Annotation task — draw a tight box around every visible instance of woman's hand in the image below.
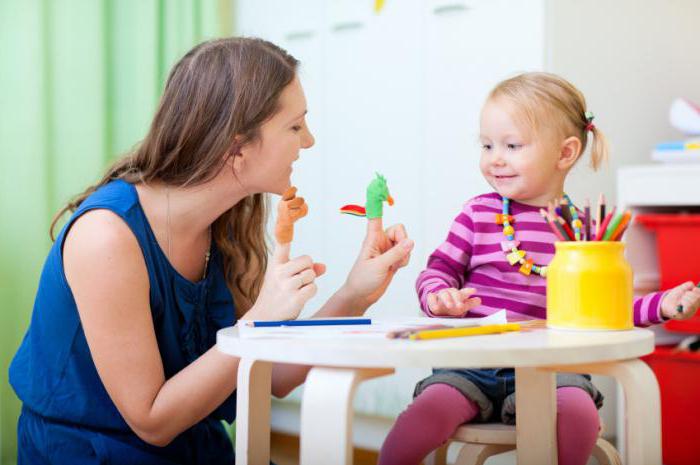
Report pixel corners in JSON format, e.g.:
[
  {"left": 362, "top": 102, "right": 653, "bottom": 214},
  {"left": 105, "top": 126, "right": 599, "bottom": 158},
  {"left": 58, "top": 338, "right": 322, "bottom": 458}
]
[
  {"left": 245, "top": 242, "right": 325, "bottom": 321},
  {"left": 661, "top": 281, "right": 700, "bottom": 320},
  {"left": 427, "top": 287, "right": 481, "bottom": 317},
  {"left": 341, "top": 218, "right": 414, "bottom": 310}
]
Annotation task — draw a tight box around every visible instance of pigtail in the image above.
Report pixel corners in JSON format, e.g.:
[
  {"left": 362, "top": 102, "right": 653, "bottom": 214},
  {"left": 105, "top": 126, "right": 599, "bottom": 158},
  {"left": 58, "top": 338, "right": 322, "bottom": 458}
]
[{"left": 588, "top": 126, "right": 609, "bottom": 172}]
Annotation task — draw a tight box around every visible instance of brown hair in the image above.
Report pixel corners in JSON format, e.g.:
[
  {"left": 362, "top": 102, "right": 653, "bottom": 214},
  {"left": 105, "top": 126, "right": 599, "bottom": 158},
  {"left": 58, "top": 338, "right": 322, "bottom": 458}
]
[
  {"left": 50, "top": 37, "right": 299, "bottom": 315},
  {"left": 488, "top": 72, "right": 608, "bottom": 171}
]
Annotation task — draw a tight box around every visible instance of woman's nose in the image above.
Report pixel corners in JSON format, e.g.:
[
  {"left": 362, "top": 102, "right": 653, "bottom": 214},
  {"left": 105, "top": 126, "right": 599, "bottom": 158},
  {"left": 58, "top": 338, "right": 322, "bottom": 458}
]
[{"left": 301, "top": 128, "right": 315, "bottom": 149}]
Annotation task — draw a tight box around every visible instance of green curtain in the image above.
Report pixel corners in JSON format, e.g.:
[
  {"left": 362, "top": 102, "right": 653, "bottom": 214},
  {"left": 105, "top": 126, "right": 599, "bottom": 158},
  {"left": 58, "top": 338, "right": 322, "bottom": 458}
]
[{"left": 0, "top": 1, "right": 233, "bottom": 461}]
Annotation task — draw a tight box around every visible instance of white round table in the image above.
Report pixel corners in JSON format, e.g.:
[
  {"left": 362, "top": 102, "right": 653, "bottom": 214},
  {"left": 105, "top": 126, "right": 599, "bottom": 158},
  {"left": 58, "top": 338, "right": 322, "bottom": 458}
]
[{"left": 217, "top": 325, "right": 660, "bottom": 465}]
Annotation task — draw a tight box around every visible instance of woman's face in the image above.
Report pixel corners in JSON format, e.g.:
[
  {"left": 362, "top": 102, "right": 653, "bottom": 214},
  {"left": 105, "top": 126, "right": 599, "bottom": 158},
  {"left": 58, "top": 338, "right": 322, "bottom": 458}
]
[{"left": 238, "top": 77, "right": 315, "bottom": 195}]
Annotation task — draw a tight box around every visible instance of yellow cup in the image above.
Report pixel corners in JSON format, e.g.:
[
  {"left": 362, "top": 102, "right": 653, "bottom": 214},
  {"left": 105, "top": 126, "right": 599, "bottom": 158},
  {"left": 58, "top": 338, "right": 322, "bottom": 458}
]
[{"left": 546, "top": 242, "right": 633, "bottom": 330}]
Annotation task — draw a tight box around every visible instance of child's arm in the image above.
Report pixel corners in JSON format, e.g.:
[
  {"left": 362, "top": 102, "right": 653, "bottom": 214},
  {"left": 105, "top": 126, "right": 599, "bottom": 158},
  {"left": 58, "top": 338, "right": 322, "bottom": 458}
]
[
  {"left": 659, "top": 281, "right": 700, "bottom": 321},
  {"left": 634, "top": 282, "right": 700, "bottom": 326},
  {"left": 417, "top": 204, "right": 476, "bottom": 316}
]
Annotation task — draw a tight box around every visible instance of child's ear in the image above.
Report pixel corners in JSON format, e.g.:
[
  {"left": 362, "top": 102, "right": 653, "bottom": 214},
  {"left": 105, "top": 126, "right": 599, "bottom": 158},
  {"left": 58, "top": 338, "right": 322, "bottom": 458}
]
[{"left": 557, "top": 136, "right": 582, "bottom": 170}]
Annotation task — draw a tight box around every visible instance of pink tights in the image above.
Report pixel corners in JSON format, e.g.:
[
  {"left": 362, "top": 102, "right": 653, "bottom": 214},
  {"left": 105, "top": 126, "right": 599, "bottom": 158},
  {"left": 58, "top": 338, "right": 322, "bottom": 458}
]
[{"left": 378, "top": 383, "right": 599, "bottom": 465}]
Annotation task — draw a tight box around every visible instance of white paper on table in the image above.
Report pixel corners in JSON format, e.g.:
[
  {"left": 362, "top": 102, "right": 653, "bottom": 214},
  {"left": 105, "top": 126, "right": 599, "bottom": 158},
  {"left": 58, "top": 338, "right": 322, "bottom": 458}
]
[{"left": 236, "top": 310, "right": 507, "bottom": 339}]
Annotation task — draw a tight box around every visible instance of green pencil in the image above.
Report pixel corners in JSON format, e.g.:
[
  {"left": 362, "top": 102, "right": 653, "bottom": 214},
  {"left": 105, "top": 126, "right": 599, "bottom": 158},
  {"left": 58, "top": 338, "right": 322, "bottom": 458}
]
[
  {"left": 677, "top": 282, "right": 700, "bottom": 313},
  {"left": 602, "top": 212, "right": 625, "bottom": 241}
]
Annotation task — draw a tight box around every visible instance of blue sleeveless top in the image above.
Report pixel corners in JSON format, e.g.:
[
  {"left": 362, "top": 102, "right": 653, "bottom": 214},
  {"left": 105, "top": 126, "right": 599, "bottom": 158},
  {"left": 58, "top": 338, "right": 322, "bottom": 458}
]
[{"left": 10, "top": 180, "right": 238, "bottom": 464}]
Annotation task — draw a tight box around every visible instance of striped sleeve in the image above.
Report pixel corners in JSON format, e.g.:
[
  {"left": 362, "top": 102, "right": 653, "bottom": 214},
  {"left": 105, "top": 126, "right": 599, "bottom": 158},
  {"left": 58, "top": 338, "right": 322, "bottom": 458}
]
[
  {"left": 416, "top": 203, "right": 475, "bottom": 316},
  {"left": 633, "top": 291, "right": 668, "bottom": 326}
]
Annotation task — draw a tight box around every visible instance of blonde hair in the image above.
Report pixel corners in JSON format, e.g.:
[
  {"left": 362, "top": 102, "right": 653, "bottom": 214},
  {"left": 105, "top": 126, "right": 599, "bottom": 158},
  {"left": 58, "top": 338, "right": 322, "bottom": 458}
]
[
  {"left": 487, "top": 72, "right": 608, "bottom": 171},
  {"left": 51, "top": 37, "right": 299, "bottom": 316}
]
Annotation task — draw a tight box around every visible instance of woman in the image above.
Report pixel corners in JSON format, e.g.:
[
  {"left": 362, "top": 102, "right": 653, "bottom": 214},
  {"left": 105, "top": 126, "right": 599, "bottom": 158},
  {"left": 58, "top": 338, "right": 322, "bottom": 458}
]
[{"left": 9, "top": 37, "right": 414, "bottom": 464}]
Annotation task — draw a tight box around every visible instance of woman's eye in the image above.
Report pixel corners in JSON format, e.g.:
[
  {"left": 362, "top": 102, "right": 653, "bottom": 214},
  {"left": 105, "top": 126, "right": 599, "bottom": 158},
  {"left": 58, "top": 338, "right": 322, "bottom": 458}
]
[{"left": 291, "top": 125, "right": 302, "bottom": 132}]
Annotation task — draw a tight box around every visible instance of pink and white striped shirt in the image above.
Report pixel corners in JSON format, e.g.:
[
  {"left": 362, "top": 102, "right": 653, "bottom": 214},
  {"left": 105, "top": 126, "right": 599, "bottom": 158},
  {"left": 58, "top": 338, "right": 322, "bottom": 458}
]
[{"left": 417, "top": 192, "right": 666, "bottom": 326}]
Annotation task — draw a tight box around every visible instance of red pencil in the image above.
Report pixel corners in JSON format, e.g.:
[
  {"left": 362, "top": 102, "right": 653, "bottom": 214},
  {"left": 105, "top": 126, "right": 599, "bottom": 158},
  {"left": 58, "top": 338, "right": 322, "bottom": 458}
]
[
  {"left": 540, "top": 209, "right": 566, "bottom": 241},
  {"left": 595, "top": 207, "right": 617, "bottom": 241},
  {"left": 557, "top": 217, "right": 576, "bottom": 241}
]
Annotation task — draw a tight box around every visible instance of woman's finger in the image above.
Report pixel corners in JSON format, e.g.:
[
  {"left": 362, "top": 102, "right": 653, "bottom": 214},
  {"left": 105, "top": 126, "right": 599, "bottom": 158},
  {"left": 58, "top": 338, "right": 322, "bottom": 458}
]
[
  {"left": 280, "top": 255, "right": 314, "bottom": 277},
  {"left": 385, "top": 223, "right": 408, "bottom": 244},
  {"left": 273, "top": 242, "right": 291, "bottom": 264},
  {"left": 312, "top": 262, "right": 326, "bottom": 277}
]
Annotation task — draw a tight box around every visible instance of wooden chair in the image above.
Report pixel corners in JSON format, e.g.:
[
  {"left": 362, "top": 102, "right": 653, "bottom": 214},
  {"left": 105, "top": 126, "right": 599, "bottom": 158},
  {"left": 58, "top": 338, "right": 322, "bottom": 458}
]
[{"left": 424, "top": 422, "right": 622, "bottom": 465}]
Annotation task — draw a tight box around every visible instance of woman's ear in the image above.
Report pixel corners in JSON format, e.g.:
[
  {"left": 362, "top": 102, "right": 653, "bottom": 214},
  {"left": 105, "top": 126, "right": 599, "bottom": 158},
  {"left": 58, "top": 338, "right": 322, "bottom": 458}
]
[
  {"left": 557, "top": 136, "right": 582, "bottom": 171},
  {"left": 225, "top": 139, "right": 245, "bottom": 172}
]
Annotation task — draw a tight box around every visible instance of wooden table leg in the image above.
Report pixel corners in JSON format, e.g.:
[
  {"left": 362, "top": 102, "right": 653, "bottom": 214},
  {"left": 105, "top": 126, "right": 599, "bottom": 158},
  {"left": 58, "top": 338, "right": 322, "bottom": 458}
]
[
  {"left": 515, "top": 367, "right": 558, "bottom": 465},
  {"left": 236, "top": 358, "right": 273, "bottom": 465},
  {"left": 546, "top": 360, "right": 661, "bottom": 465},
  {"left": 299, "top": 367, "right": 394, "bottom": 465}
]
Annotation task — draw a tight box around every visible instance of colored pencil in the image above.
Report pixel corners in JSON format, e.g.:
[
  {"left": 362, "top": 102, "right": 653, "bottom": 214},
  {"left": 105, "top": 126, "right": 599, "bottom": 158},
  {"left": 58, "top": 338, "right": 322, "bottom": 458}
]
[
  {"left": 540, "top": 209, "right": 566, "bottom": 241},
  {"left": 251, "top": 318, "right": 372, "bottom": 327},
  {"left": 609, "top": 211, "right": 632, "bottom": 241},
  {"left": 560, "top": 198, "right": 573, "bottom": 225},
  {"left": 595, "top": 207, "right": 617, "bottom": 241},
  {"left": 603, "top": 211, "right": 626, "bottom": 241},
  {"left": 595, "top": 193, "right": 605, "bottom": 239},
  {"left": 584, "top": 198, "right": 591, "bottom": 241},
  {"left": 558, "top": 217, "right": 576, "bottom": 241},
  {"left": 408, "top": 323, "right": 521, "bottom": 341}
]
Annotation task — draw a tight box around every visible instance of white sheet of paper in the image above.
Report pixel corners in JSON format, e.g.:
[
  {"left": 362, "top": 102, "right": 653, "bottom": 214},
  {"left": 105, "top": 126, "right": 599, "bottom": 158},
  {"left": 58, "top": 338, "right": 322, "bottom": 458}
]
[{"left": 237, "top": 310, "right": 507, "bottom": 339}]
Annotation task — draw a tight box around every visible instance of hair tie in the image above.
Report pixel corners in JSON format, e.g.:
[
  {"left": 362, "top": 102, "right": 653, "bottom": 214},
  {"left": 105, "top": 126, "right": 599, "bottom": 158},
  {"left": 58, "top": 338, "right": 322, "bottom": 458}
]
[{"left": 584, "top": 111, "right": 595, "bottom": 131}]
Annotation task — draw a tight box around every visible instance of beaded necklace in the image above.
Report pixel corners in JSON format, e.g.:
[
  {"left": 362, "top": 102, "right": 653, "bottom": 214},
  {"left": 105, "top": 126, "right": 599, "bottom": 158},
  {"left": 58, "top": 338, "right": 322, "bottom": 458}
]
[{"left": 498, "top": 194, "right": 579, "bottom": 278}]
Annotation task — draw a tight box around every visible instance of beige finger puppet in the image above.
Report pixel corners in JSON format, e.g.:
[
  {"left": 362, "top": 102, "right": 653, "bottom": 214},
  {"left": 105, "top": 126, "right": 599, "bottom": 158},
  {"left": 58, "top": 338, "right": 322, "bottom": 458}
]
[{"left": 275, "top": 186, "right": 308, "bottom": 244}]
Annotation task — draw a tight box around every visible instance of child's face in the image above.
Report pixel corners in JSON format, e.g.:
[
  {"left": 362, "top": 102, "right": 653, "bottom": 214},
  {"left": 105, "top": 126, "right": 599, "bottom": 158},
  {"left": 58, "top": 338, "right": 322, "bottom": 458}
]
[{"left": 479, "top": 97, "right": 563, "bottom": 206}]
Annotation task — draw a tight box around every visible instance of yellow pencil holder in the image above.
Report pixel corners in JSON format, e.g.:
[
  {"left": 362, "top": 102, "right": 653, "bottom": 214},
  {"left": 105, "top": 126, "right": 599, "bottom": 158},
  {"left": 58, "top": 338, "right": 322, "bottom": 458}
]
[{"left": 547, "top": 242, "right": 633, "bottom": 331}]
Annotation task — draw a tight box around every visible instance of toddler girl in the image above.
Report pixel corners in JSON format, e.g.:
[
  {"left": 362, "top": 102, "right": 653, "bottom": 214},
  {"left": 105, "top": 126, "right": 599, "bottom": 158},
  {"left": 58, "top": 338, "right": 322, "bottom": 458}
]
[{"left": 379, "top": 72, "right": 700, "bottom": 465}]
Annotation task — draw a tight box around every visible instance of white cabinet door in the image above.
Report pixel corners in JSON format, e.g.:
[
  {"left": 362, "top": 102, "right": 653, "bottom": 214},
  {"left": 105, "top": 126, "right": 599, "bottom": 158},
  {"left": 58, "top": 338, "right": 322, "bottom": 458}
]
[{"left": 422, "top": 0, "right": 545, "bottom": 249}]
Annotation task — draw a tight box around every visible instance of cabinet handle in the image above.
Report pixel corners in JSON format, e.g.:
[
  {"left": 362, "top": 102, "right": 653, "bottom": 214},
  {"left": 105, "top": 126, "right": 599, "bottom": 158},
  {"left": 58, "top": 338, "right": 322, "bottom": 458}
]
[
  {"left": 331, "top": 21, "right": 364, "bottom": 33},
  {"left": 285, "top": 30, "right": 315, "bottom": 41},
  {"left": 433, "top": 3, "right": 470, "bottom": 15}
]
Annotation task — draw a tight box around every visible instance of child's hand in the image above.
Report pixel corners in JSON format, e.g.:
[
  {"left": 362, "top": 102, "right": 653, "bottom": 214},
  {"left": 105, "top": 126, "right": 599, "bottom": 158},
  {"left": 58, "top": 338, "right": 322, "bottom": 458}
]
[
  {"left": 661, "top": 281, "right": 700, "bottom": 320},
  {"left": 427, "top": 287, "right": 481, "bottom": 317}
]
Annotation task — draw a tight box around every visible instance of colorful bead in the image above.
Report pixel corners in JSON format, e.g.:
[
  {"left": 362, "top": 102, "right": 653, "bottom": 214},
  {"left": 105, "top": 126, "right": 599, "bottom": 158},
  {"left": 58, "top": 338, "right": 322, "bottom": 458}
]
[
  {"left": 495, "top": 214, "right": 515, "bottom": 225},
  {"left": 500, "top": 196, "right": 553, "bottom": 278},
  {"left": 519, "top": 258, "right": 534, "bottom": 275},
  {"left": 500, "top": 240, "right": 520, "bottom": 252},
  {"left": 507, "top": 250, "right": 526, "bottom": 265}
]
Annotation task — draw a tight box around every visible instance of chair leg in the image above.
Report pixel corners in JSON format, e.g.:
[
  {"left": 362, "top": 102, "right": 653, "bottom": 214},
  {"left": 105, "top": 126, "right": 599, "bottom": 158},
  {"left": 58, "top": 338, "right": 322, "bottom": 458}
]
[
  {"left": 424, "top": 443, "right": 449, "bottom": 465},
  {"left": 591, "top": 438, "right": 622, "bottom": 465},
  {"left": 453, "top": 444, "right": 515, "bottom": 465}
]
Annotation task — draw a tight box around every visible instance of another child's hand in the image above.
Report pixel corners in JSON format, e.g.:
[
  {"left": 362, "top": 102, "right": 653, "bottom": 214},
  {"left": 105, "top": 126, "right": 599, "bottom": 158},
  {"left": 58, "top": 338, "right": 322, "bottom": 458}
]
[
  {"left": 661, "top": 281, "right": 700, "bottom": 320},
  {"left": 427, "top": 287, "right": 481, "bottom": 317}
]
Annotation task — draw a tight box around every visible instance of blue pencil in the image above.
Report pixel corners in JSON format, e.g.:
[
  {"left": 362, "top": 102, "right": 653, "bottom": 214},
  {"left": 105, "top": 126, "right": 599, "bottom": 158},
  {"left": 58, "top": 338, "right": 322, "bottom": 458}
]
[{"left": 252, "top": 318, "right": 372, "bottom": 327}]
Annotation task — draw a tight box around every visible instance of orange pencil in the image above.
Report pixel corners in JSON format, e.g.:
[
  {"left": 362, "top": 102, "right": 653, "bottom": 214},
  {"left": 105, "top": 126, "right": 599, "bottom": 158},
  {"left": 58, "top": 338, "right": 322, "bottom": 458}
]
[{"left": 609, "top": 211, "right": 632, "bottom": 241}]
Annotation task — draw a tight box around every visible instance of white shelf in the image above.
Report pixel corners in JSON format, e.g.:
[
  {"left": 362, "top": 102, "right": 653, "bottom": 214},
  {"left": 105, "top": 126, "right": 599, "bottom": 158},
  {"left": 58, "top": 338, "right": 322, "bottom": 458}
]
[{"left": 618, "top": 164, "right": 700, "bottom": 209}]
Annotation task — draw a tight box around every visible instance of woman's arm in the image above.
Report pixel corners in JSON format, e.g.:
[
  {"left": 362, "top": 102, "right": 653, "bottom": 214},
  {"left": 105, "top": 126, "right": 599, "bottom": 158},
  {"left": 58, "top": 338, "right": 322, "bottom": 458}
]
[
  {"left": 270, "top": 219, "right": 414, "bottom": 397},
  {"left": 64, "top": 210, "right": 241, "bottom": 446}
]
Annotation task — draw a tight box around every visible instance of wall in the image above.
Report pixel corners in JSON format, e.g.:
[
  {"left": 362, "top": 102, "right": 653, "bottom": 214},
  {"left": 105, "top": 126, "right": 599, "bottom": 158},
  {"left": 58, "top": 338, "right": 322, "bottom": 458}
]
[{"left": 0, "top": 1, "right": 232, "bottom": 461}]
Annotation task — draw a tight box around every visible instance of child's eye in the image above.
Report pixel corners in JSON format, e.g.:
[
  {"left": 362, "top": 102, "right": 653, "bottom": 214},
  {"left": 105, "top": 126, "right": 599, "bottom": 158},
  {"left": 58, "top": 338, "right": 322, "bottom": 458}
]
[
  {"left": 507, "top": 143, "right": 522, "bottom": 150},
  {"left": 481, "top": 144, "right": 492, "bottom": 150}
]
